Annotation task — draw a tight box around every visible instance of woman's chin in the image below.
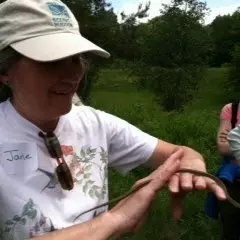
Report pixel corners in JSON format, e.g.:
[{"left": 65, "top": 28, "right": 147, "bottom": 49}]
[{"left": 51, "top": 94, "right": 73, "bottom": 116}]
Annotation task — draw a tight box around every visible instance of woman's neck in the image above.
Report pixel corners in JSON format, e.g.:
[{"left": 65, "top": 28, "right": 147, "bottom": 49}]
[{"left": 11, "top": 98, "right": 59, "bottom": 132}]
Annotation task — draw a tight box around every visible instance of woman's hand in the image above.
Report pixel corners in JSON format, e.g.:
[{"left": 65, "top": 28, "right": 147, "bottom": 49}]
[{"left": 109, "top": 150, "right": 181, "bottom": 238}]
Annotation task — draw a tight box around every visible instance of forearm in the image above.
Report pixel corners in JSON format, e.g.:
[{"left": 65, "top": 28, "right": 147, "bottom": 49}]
[{"left": 31, "top": 212, "right": 118, "bottom": 240}]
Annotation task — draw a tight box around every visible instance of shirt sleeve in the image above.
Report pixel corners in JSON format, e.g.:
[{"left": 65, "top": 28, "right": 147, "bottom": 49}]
[
  {"left": 220, "top": 103, "right": 232, "bottom": 121},
  {"left": 227, "top": 126, "right": 240, "bottom": 160},
  {"left": 95, "top": 109, "right": 159, "bottom": 175}
]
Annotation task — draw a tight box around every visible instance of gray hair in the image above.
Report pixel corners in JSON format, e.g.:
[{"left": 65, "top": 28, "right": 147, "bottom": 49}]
[
  {"left": 0, "top": 47, "right": 21, "bottom": 74},
  {"left": 0, "top": 47, "right": 22, "bottom": 102}
]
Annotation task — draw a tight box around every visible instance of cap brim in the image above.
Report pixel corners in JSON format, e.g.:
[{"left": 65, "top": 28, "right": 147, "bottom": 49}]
[{"left": 10, "top": 32, "right": 110, "bottom": 62}]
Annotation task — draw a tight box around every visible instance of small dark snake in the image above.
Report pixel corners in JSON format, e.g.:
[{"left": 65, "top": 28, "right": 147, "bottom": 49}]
[{"left": 74, "top": 169, "right": 240, "bottom": 221}]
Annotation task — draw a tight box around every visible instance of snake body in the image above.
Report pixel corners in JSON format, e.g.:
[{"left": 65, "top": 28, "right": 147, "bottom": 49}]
[{"left": 74, "top": 169, "right": 240, "bottom": 221}]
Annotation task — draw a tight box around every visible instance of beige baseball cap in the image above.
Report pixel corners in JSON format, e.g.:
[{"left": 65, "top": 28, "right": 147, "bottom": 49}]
[{"left": 0, "top": 0, "right": 110, "bottom": 61}]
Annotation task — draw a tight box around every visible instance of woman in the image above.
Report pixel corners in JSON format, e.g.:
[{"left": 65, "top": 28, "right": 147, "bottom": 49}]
[
  {"left": 211, "top": 102, "right": 240, "bottom": 240},
  {"left": 0, "top": 0, "right": 226, "bottom": 239}
]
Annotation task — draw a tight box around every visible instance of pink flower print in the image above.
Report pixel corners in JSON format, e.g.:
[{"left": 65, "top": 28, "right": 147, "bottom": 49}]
[
  {"left": 61, "top": 145, "right": 74, "bottom": 157},
  {"left": 69, "top": 156, "right": 84, "bottom": 181}
]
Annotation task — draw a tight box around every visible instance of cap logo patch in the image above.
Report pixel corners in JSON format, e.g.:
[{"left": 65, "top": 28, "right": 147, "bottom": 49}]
[{"left": 47, "top": 2, "right": 73, "bottom": 27}]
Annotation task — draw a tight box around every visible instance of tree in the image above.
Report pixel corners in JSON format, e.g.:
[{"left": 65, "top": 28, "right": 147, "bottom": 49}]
[
  {"left": 113, "top": 2, "right": 151, "bottom": 60},
  {"left": 210, "top": 15, "right": 234, "bottom": 66},
  {"left": 134, "top": 0, "right": 210, "bottom": 111},
  {"left": 209, "top": 7, "right": 240, "bottom": 67}
]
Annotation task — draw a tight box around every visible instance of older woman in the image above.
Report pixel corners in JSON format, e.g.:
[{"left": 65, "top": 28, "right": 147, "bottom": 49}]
[{"left": 0, "top": 0, "right": 225, "bottom": 239}]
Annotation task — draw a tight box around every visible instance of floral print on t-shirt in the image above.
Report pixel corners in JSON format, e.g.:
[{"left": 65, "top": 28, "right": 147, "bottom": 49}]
[
  {"left": 44, "top": 145, "right": 108, "bottom": 200},
  {"left": 0, "top": 199, "right": 55, "bottom": 240}
]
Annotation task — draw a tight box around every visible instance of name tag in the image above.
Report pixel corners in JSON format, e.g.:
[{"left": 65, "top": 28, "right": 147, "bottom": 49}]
[{"left": 0, "top": 142, "right": 38, "bottom": 175}]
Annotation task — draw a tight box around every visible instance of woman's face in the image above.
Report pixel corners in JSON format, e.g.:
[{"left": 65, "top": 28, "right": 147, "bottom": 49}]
[{"left": 6, "top": 55, "right": 84, "bottom": 125}]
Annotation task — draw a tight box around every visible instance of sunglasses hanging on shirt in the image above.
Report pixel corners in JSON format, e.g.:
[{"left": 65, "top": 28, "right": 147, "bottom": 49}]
[{"left": 39, "top": 131, "right": 74, "bottom": 191}]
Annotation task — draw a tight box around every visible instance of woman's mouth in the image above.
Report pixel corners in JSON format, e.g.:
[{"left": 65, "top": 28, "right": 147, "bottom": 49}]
[
  {"left": 51, "top": 83, "right": 78, "bottom": 95},
  {"left": 52, "top": 89, "right": 74, "bottom": 95}
]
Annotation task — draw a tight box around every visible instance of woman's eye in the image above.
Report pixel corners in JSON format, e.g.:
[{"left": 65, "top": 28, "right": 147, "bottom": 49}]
[{"left": 71, "top": 55, "right": 81, "bottom": 64}]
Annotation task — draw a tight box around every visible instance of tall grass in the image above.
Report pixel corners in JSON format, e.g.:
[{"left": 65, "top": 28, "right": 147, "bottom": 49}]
[{"left": 90, "top": 67, "right": 230, "bottom": 239}]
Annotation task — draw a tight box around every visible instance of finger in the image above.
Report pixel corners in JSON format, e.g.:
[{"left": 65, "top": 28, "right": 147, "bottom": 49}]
[
  {"left": 219, "top": 135, "right": 227, "bottom": 140},
  {"left": 193, "top": 176, "right": 206, "bottom": 190},
  {"left": 219, "top": 132, "right": 228, "bottom": 136},
  {"left": 150, "top": 159, "right": 180, "bottom": 192},
  {"left": 220, "top": 129, "right": 230, "bottom": 134},
  {"left": 219, "top": 135, "right": 227, "bottom": 139},
  {"left": 170, "top": 192, "right": 185, "bottom": 220},
  {"left": 179, "top": 171, "right": 193, "bottom": 191},
  {"left": 206, "top": 179, "right": 226, "bottom": 200},
  {"left": 168, "top": 173, "right": 180, "bottom": 193}
]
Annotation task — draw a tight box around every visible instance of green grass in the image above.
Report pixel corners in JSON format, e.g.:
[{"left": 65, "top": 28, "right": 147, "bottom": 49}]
[{"left": 90, "top": 67, "right": 230, "bottom": 239}]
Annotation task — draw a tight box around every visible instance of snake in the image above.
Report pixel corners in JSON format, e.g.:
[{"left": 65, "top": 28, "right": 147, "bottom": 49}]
[{"left": 74, "top": 169, "right": 240, "bottom": 221}]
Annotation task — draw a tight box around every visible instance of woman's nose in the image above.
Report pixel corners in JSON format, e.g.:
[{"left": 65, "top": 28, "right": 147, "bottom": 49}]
[{"left": 62, "top": 55, "right": 85, "bottom": 79}]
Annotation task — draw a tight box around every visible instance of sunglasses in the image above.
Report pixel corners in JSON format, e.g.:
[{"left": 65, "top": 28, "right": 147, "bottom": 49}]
[{"left": 39, "top": 131, "right": 74, "bottom": 191}]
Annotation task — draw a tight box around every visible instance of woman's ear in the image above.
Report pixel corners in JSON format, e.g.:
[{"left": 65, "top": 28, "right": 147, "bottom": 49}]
[{"left": 0, "top": 71, "right": 9, "bottom": 85}]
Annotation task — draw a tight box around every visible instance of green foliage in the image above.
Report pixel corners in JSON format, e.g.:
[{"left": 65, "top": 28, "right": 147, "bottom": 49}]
[
  {"left": 156, "top": 66, "right": 203, "bottom": 111},
  {"left": 131, "top": 0, "right": 209, "bottom": 111},
  {"left": 132, "top": 64, "right": 204, "bottom": 111},
  {"left": 209, "top": 8, "right": 240, "bottom": 66},
  {"left": 225, "top": 44, "right": 240, "bottom": 102}
]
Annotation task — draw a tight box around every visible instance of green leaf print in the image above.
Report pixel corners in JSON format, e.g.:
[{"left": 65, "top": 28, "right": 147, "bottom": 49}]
[
  {"left": 82, "top": 183, "right": 89, "bottom": 193},
  {"left": 86, "top": 147, "right": 97, "bottom": 155},
  {"left": 99, "top": 148, "right": 108, "bottom": 164},
  {"left": 76, "top": 177, "right": 83, "bottom": 184},
  {"left": 80, "top": 149, "right": 86, "bottom": 158},
  {"left": 0, "top": 199, "right": 54, "bottom": 239},
  {"left": 5, "top": 220, "right": 14, "bottom": 226},
  {"left": 27, "top": 209, "right": 37, "bottom": 219},
  {"left": 92, "top": 185, "right": 100, "bottom": 190},
  {"left": 83, "top": 173, "right": 91, "bottom": 179},
  {"left": 73, "top": 146, "right": 108, "bottom": 200},
  {"left": 22, "top": 199, "right": 34, "bottom": 215},
  {"left": 84, "top": 164, "right": 92, "bottom": 171},
  {"left": 94, "top": 190, "right": 101, "bottom": 198},
  {"left": 4, "top": 226, "right": 11, "bottom": 233},
  {"left": 12, "top": 215, "right": 21, "bottom": 222},
  {"left": 89, "top": 189, "right": 95, "bottom": 198},
  {"left": 19, "top": 218, "right": 26, "bottom": 225}
]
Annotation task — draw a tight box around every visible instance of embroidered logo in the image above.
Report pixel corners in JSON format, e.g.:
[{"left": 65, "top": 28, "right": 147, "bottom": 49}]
[{"left": 46, "top": 2, "right": 73, "bottom": 27}]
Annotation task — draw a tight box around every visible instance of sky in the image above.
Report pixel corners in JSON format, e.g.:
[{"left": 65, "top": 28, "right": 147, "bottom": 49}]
[{"left": 110, "top": 0, "right": 239, "bottom": 24}]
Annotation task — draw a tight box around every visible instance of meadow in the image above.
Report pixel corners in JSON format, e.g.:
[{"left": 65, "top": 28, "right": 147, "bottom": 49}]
[{"left": 90, "top": 67, "right": 230, "bottom": 240}]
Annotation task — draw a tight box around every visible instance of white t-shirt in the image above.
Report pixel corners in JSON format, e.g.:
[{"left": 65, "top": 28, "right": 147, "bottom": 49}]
[{"left": 0, "top": 100, "right": 158, "bottom": 239}]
